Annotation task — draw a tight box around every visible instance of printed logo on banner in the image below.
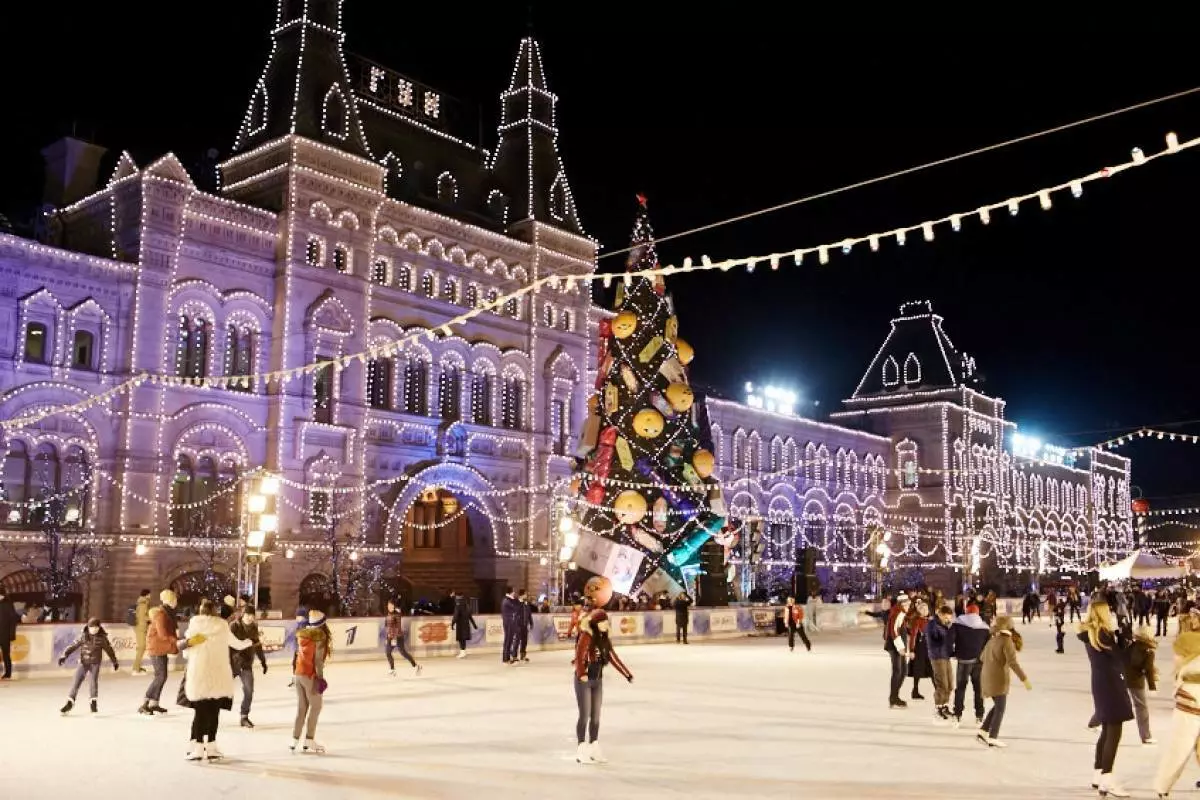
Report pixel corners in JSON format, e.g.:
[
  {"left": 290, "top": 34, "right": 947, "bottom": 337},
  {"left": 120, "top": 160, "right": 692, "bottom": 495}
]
[
  {"left": 485, "top": 617, "right": 505, "bottom": 643},
  {"left": 11, "top": 633, "right": 29, "bottom": 663},
  {"left": 643, "top": 612, "right": 663, "bottom": 638},
  {"left": 553, "top": 616, "right": 574, "bottom": 639},
  {"left": 611, "top": 615, "right": 642, "bottom": 638},
  {"left": 345, "top": 625, "right": 357, "bottom": 647},
  {"left": 751, "top": 609, "right": 776, "bottom": 630},
  {"left": 416, "top": 621, "right": 450, "bottom": 644},
  {"left": 106, "top": 630, "right": 138, "bottom": 660},
  {"left": 259, "top": 625, "right": 286, "bottom": 653},
  {"left": 709, "top": 610, "right": 738, "bottom": 633}
]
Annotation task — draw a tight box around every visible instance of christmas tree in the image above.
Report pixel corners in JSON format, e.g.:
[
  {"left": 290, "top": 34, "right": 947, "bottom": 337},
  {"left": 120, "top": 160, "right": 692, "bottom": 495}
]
[{"left": 569, "top": 195, "right": 726, "bottom": 600}]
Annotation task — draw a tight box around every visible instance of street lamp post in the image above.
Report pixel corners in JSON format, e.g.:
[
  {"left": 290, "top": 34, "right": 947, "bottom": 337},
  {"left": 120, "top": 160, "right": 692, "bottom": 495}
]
[
  {"left": 557, "top": 513, "right": 579, "bottom": 606},
  {"left": 241, "top": 474, "right": 280, "bottom": 604}
]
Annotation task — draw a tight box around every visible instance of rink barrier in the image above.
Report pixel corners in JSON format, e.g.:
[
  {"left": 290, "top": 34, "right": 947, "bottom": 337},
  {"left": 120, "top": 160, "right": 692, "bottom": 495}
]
[{"left": 5, "top": 602, "right": 885, "bottom": 679}]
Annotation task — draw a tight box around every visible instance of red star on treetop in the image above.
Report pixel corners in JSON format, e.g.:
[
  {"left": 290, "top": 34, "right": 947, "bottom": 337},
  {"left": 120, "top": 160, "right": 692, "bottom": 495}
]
[{"left": 636, "top": 192, "right": 648, "bottom": 207}]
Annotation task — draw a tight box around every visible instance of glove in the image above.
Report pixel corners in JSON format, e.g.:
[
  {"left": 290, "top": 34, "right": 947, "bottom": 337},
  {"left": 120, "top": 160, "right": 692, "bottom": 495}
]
[
  {"left": 58, "top": 657, "right": 66, "bottom": 667},
  {"left": 261, "top": 662, "right": 268, "bottom": 675},
  {"left": 1023, "top": 679, "right": 1032, "bottom": 690},
  {"left": 186, "top": 634, "right": 207, "bottom": 647},
  {"left": 579, "top": 675, "right": 588, "bottom": 683},
  {"left": 112, "top": 662, "right": 120, "bottom": 672}
]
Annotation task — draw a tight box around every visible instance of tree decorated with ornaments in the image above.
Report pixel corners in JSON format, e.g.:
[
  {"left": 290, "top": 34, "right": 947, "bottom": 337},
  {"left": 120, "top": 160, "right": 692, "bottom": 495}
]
[{"left": 568, "top": 195, "right": 727, "bottom": 600}]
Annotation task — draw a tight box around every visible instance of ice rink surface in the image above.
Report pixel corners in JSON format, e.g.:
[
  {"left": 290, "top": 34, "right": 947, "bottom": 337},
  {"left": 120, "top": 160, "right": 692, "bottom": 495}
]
[{"left": 2, "top": 618, "right": 1188, "bottom": 799}]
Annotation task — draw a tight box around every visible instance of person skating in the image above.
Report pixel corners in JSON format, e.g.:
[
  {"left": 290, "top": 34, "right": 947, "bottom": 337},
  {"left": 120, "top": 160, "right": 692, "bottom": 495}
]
[
  {"left": 949, "top": 602, "right": 990, "bottom": 727},
  {"left": 1021, "top": 588, "right": 1040, "bottom": 625},
  {"left": 181, "top": 598, "right": 253, "bottom": 762},
  {"left": 228, "top": 605, "right": 268, "bottom": 729},
  {"left": 674, "top": 592, "right": 693, "bottom": 644},
  {"left": 1054, "top": 600, "right": 1067, "bottom": 653},
  {"left": 927, "top": 605, "right": 955, "bottom": 721},
  {"left": 451, "top": 593, "right": 476, "bottom": 658},
  {"left": 908, "top": 598, "right": 932, "bottom": 700},
  {"left": 516, "top": 589, "right": 533, "bottom": 661},
  {"left": 58, "top": 617, "right": 119, "bottom": 714},
  {"left": 573, "top": 609, "right": 633, "bottom": 764},
  {"left": 1152, "top": 613, "right": 1200, "bottom": 797},
  {"left": 1067, "top": 586, "right": 1082, "bottom": 623},
  {"left": 132, "top": 589, "right": 151, "bottom": 674},
  {"left": 384, "top": 599, "right": 421, "bottom": 676},
  {"left": 1080, "top": 600, "right": 1133, "bottom": 798},
  {"left": 0, "top": 588, "right": 17, "bottom": 680},
  {"left": 1155, "top": 591, "right": 1172, "bottom": 637},
  {"left": 884, "top": 593, "right": 912, "bottom": 709},
  {"left": 784, "top": 596, "right": 811, "bottom": 652},
  {"left": 139, "top": 589, "right": 180, "bottom": 715},
  {"left": 977, "top": 616, "right": 1031, "bottom": 748},
  {"left": 501, "top": 587, "right": 521, "bottom": 664},
  {"left": 292, "top": 608, "right": 332, "bottom": 755},
  {"left": 1127, "top": 624, "right": 1159, "bottom": 745}
]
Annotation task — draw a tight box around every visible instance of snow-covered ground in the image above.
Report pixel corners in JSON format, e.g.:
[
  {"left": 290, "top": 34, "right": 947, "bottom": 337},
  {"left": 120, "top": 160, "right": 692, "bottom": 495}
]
[{"left": 1, "top": 618, "right": 1187, "bottom": 799}]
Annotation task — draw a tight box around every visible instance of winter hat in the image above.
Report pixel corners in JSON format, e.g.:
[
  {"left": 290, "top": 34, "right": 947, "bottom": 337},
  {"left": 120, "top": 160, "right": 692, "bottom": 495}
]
[
  {"left": 223, "top": 595, "right": 236, "bottom": 608},
  {"left": 160, "top": 589, "right": 178, "bottom": 608},
  {"left": 993, "top": 616, "right": 1014, "bottom": 632},
  {"left": 295, "top": 606, "right": 308, "bottom": 619},
  {"left": 308, "top": 609, "right": 326, "bottom": 625},
  {"left": 896, "top": 592, "right": 911, "bottom": 605},
  {"left": 965, "top": 603, "right": 980, "bottom": 614}
]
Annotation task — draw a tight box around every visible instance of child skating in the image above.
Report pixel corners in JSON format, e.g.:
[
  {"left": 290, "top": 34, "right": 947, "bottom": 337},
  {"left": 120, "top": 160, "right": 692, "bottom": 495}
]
[
  {"left": 58, "top": 617, "right": 119, "bottom": 714},
  {"left": 1054, "top": 600, "right": 1066, "bottom": 653}
]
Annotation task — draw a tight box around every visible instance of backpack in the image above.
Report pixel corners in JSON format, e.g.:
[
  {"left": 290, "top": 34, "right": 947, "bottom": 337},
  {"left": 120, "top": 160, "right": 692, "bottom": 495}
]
[{"left": 125, "top": 605, "right": 137, "bottom": 626}]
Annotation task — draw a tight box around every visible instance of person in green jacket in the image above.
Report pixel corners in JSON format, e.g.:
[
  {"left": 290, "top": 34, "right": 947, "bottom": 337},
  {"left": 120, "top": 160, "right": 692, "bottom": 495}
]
[
  {"left": 978, "top": 616, "right": 1031, "bottom": 748},
  {"left": 1127, "top": 625, "right": 1159, "bottom": 744}
]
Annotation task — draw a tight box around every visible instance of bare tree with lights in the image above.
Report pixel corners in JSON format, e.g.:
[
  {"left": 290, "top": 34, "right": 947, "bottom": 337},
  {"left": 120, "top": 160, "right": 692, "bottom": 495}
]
[{"left": 303, "top": 489, "right": 391, "bottom": 616}]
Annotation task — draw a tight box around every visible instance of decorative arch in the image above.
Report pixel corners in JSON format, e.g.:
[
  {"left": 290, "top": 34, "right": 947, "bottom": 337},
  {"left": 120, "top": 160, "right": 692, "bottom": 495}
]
[
  {"left": 384, "top": 461, "right": 509, "bottom": 554},
  {"left": 902, "top": 352, "right": 921, "bottom": 385},
  {"left": 882, "top": 355, "right": 900, "bottom": 387},
  {"left": 437, "top": 172, "right": 458, "bottom": 204},
  {"left": 321, "top": 83, "right": 349, "bottom": 139}
]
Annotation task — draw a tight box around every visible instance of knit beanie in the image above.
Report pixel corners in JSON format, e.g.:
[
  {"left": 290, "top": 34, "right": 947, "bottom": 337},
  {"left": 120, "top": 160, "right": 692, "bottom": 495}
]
[
  {"left": 308, "top": 609, "right": 326, "bottom": 625},
  {"left": 160, "top": 589, "right": 178, "bottom": 608}
]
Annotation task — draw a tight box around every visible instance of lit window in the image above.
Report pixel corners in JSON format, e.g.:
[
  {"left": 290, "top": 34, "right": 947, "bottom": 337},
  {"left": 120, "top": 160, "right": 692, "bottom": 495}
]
[
  {"left": 24, "top": 322, "right": 48, "bottom": 363},
  {"left": 72, "top": 330, "right": 94, "bottom": 370}
]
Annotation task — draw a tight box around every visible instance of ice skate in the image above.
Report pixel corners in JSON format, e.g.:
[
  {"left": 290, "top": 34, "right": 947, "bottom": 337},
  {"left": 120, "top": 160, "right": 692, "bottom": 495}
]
[
  {"left": 911, "top": 690, "right": 925, "bottom": 700},
  {"left": 89, "top": 699, "right": 97, "bottom": 714},
  {"left": 413, "top": 664, "right": 423, "bottom": 676},
  {"left": 289, "top": 739, "right": 300, "bottom": 753},
  {"left": 575, "top": 742, "right": 594, "bottom": 764},
  {"left": 1091, "top": 769, "right": 1101, "bottom": 789},
  {"left": 303, "top": 738, "right": 325, "bottom": 755},
  {"left": 204, "top": 739, "right": 223, "bottom": 761},
  {"left": 1142, "top": 737, "right": 1157, "bottom": 745},
  {"left": 388, "top": 669, "right": 396, "bottom": 677},
  {"left": 137, "top": 700, "right": 152, "bottom": 716},
  {"left": 456, "top": 650, "right": 466, "bottom": 659},
  {"left": 240, "top": 716, "right": 254, "bottom": 729},
  {"left": 186, "top": 741, "right": 203, "bottom": 761},
  {"left": 1098, "top": 774, "right": 1129, "bottom": 798},
  {"left": 888, "top": 698, "right": 907, "bottom": 709},
  {"left": 60, "top": 699, "right": 73, "bottom": 715},
  {"left": 131, "top": 667, "right": 147, "bottom": 675},
  {"left": 151, "top": 702, "right": 168, "bottom": 715},
  {"left": 588, "top": 742, "right": 608, "bottom": 764}
]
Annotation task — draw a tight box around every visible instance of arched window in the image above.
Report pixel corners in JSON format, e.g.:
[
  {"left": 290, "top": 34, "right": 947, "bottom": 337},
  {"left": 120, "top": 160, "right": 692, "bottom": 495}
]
[
  {"left": 214, "top": 458, "right": 240, "bottom": 531},
  {"left": 465, "top": 284, "right": 479, "bottom": 309},
  {"left": 396, "top": 264, "right": 413, "bottom": 292},
  {"left": 561, "top": 309, "right": 573, "bottom": 331},
  {"left": 442, "top": 278, "right": 459, "bottom": 304},
  {"left": 421, "top": 273, "right": 436, "bottom": 299},
  {"left": 501, "top": 373, "right": 524, "bottom": 430},
  {"left": 882, "top": 355, "right": 899, "bottom": 387},
  {"left": 367, "top": 358, "right": 392, "bottom": 409},
  {"left": 897, "top": 440, "right": 919, "bottom": 489},
  {"left": 175, "top": 314, "right": 209, "bottom": 380},
  {"left": 903, "top": 353, "right": 922, "bottom": 385},
  {"left": 224, "top": 323, "right": 256, "bottom": 391},
  {"left": 71, "top": 330, "right": 95, "bottom": 370},
  {"left": 371, "top": 258, "right": 389, "bottom": 285},
  {"left": 62, "top": 446, "right": 90, "bottom": 528},
  {"left": 306, "top": 237, "right": 323, "bottom": 267},
  {"left": 332, "top": 246, "right": 349, "bottom": 274},
  {"left": 437, "top": 172, "right": 457, "bottom": 203},
  {"left": 485, "top": 288, "right": 499, "bottom": 311},
  {"left": 322, "top": 84, "right": 348, "bottom": 139},
  {"left": 542, "top": 304, "right": 555, "bottom": 328},
  {"left": 313, "top": 357, "right": 336, "bottom": 424},
  {"left": 438, "top": 362, "right": 462, "bottom": 419},
  {"left": 170, "top": 455, "right": 194, "bottom": 534},
  {"left": 2, "top": 442, "right": 30, "bottom": 525},
  {"left": 470, "top": 367, "right": 493, "bottom": 425},
  {"left": 402, "top": 357, "right": 429, "bottom": 415},
  {"left": 504, "top": 297, "right": 520, "bottom": 319},
  {"left": 24, "top": 322, "right": 48, "bottom": 363}
]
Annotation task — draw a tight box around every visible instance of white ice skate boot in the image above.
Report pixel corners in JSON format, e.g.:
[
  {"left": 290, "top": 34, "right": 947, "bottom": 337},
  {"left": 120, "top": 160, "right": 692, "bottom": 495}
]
[
  {"left": 204, "top": 739, "right": 223, "bottom": 761},
  {"left": 1091, "top": 770, "right": 1102, "bottom": 789},
  {"left": 588, "top": 741, "right": 608, "bottom": 764},
  {"left": 185, "top": 741, "right": 203, "bottom": 761},
  {"left": 456, "top": 650, "right": 466, "bottom": 659},
  {"left": 575, "top": 742, "right": 593, "bottom": 763},
  {"left": 1098, "top": 774, "right": 1130, "bottom": 798},
  {"left": 303, "top": 738, "right": 325, "bottom": 754}
]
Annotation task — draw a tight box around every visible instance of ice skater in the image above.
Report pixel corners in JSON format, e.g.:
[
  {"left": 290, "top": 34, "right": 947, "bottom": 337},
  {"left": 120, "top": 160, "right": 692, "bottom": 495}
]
[
  {"left": 287, "top": 606, "right": 307, "bottom": 688},
  {"left": 674, "top": 592, "right": 692, "bottom": 644},
  {"left": 139, "top": 589, "right": 179, "bottom": 716},
  {"left": 784, "top": 596, "right": 810, "bottom": 652},
  {"left": 501, "top": 587, "right": 520, "bottom": 664},
  {"left": 228, "top": 605, "right": 268, "bottom": 729},
  {"left": 907, "top": 598, "right": 931, "bottom": 700},
  {"left": 927, "top": 605, "right": 955, "bottom": 721},
  {"left": 451, "top": 592, "right": 476, "bottom": 658},
  {"left": 950, "top": 602, "right": 989, "bottom": 727},
  {"left": 884, "top": 593, "right": 912, "bottom": 709},
  {"left": 1080, "top": 600, "right": 1133, "bottom": 798},
  {"left": 977, "top": 616, "right": 1031, "bottom": 748},
  {"left": 0, "top": 588, "right": 16, "bottom": 679},
  {"left": 1152, "top": 613, "right": 1200, "bottom": 797},
  {"left": 516, "top": 589, "right": 533, "bottom": 662},
  {"left": 573, "top": 609, "right": 633, "bottom": 764},
  {"left": 132, "top": 588, "right": 150, "bottom": 674},
  {"left": 1054, "top": 599, "right": 1067, "bottom": 653},
  {"left": 58, "top": 617, "right": 119, "bottom": 714},
  {"left": 384, "top": 599, "right": 421, "bottom": 676},
  {"left": 181, "top": 598, "right": 253, "bottom": 762},
  {"left": 292, "top": 608, "right": 331, "bottom": 755},
  {"left": 1127, "top": 624, "right": 1158, "bottom": 745}
]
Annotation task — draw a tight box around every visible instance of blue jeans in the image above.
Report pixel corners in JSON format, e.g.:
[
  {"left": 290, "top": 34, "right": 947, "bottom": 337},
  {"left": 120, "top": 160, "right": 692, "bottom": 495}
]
[
  {"left": 145, "top": 655, "right": 169, "bottom": 702},
  {"left": 238, "top": 667, "right": 255, "bottom": 717},
  {"left": 69, "top": 663, "right": 100, "bottom": 700},
  {"left": 574, "top": 677, "right": 603, "bottom": 744}
]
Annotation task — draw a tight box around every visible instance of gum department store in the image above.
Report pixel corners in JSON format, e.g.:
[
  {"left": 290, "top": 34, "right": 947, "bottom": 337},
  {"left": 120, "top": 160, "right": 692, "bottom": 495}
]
[{"left": 0, "top": 1, "right": 1132, "bottom": 617}]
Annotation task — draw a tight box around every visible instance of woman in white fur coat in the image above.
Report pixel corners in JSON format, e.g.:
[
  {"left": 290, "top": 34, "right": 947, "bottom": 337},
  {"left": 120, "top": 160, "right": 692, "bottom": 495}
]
[{"left": 182, "top": 598, "right": 252, "bottom": 761}]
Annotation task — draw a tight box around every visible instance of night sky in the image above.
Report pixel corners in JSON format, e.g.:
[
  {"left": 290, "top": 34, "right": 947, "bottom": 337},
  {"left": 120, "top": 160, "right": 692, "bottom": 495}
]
[{"left": 3, "top": 5, "right": 1199, "bottom": 506}]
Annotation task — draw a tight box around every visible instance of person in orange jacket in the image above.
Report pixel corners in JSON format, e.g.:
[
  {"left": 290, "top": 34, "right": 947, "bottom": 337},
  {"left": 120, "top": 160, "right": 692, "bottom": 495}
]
[
  {"left": 784, "top": 596, "right": 811, "bottom": 652},
  {"left": 573, "top": 610, "right": 632, "bottom": 765}
]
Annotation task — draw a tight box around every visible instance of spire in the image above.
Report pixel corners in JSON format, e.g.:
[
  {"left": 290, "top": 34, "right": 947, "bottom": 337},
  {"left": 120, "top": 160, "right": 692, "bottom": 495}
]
[
  {"left": 490, "top": 37, "right": 583, "bottom": 234},
  {"left": 850, "top": 301, "right": 968, "bottom": 399},
  {"left": 232, "top": 0, "right": 371, "bottom": 157}
]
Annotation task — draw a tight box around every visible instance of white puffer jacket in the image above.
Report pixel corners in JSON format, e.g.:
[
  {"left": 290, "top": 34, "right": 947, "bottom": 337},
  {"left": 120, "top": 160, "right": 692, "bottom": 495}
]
[{"left": 183, "top": 613, "right": 251, "bottom": 702}]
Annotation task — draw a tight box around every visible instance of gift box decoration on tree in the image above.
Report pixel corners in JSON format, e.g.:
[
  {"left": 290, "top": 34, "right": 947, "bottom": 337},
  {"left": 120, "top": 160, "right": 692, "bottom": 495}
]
[{"left": 570, "top": 194, "right": 726, "bottom": 597}]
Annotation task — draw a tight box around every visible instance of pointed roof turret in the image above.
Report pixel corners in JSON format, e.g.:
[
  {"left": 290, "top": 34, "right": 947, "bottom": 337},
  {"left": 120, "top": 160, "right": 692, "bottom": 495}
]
[
  {"left": 851, "top": 300, "right": 978, "bottom": 398},
  {"left": 232, "top": 0, "right": 371, "bottom": 157},
  {"left": 489, "top": 37, "right": 583, "bottom": 234}
]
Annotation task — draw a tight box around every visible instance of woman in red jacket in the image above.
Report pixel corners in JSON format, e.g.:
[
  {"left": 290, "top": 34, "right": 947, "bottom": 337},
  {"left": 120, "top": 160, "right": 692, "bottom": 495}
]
[{"left": 573, "top": 609, "right": 632, "bottom": 765}]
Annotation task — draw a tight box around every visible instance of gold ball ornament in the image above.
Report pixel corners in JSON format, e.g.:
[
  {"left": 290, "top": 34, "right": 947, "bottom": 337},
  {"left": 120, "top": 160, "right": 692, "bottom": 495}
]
[
  {"left": 612, "top": 490, "right": 648, "bottom": 525},
  {"left": 611, "top": 311, "right": 638, "bottom": 339},
  {"left": 664, "top": 382, "right": 694, "bottom": 412},
  {"left": 692, "top": 448, "right": 715, "bottom": 479},
  {"left": 632, "top": 408, "right": 664, "bottom": 438},
  {"left": 675, "top": 338, "right": 694, "bottom": 365}
]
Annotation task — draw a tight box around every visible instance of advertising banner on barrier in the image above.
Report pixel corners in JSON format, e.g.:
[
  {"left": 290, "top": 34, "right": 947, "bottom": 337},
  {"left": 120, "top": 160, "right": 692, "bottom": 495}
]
[
  {"left": 609, "top": 613, "right": 642, "bottom": 638},
  {"left": 411, "top": 617, "right": 453, "bottom": 647},
  {"left": 485, "top": 616, "right": 505, "bottom": 644},
  {"left": 552, "top": 615, "right": 574, "bottom": 640},
  {"left": 643, "top": 612, "right": 665, "bottom": 638},
  {"left": 709, "top": 609, "right": 738, "bottom": 633},
  {"left": 751, "top": 608, "right": 777, "bottom": 631},
  {"left": 326, "top": 620, "right": 380, "bottom": 653}
]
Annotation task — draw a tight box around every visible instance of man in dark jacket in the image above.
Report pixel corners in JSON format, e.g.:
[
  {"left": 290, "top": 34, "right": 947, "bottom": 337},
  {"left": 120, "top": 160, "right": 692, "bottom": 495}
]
[
  {"left": 58, "top": 617, "right": 119, "bottom": 713},
  {"left": 228, "top": 605, "right": 268, "bottom": 728},
  {"left": 926, "top": 605, "right": 955, "bottom": 720},
  {"left": 674, "top": 592, "right": 693, "bottom": 644},
  {"left": 949, "top": 602, "right": 990, "bottom": 727},
  {"left": 501, "top": 588, "right": 521, "bottom": 664},
  {"left": 0, "top": 589, "right": 19, "bottom": 679},
  {"left": 516, "top": 589, "right": 534, "bottom": 662}
]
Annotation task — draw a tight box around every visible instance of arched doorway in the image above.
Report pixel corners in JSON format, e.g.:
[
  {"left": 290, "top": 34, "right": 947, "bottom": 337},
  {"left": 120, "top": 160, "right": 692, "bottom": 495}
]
[
  {"left": 170, "top": 570, "right": 234, "bottom": 616},
  {"left": 0, "top": 568, "right": 81, "bottom": 621}
]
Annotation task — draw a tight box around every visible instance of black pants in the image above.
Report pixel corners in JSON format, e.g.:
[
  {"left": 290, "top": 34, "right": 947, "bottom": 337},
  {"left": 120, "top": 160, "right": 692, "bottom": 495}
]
[
  {"left": 1022, "top": 608, "right": 1033, "bottom": 624},
  {"left": 888, "top": 650, "right": 906, "bottom": 702},
  {"left": 386, "top": 638, "right": 416, "bottom": 669},
  {"left": 502, "top": 624, "right": 519, "bottom": 662},
  {"left": 517, "top": 627, "right": 529, "bottom": 659},
  {"left": 982, "top": 694, "right": 1007, "bottom": 739},
  {"left": 0, "top": 639, "right": 11, "bottom": 678},
  {"left": 1069, "top": 603, "right": 1081, "bottom": 622},
  {"left": 1055, "top": 624, "right": 1065, "bottom": 652},
  {"left": 1157, "top": 614, "right": 1170, "bottom": 636},
  {"left": 676, "top": 622, "right": 688, "bottom": 643},
  {"left": 1094, "top": 721, "right": 1123, "bottom": 773},
  {"left": 189, "top": 698, "right": 223, "bottom": 742},
  {"left": 1137, "top": 612, "right": 1150, "bottom": 627},
  {"left": 954, "top": 660, "right": 984, "bottom": 720},
  {"left": 788, "top": 624, "right": 810, "bottom": 651}
]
